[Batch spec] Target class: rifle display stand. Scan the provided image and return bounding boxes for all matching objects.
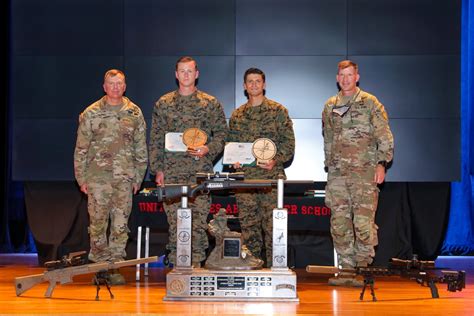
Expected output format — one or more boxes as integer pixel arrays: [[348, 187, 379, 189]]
[[163, 178, 299, 302]]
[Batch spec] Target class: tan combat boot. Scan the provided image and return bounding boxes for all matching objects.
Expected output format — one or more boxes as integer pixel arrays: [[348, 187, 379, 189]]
[[350, 261, 370, 287], [349, 275, 364, 287], [328, 263, 365, 288], [328, 271, 357, 286], [107, 269, 126, 285]]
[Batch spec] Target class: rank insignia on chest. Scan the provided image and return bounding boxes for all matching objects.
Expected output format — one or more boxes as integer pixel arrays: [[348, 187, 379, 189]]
[[332, 104, 351, 117]]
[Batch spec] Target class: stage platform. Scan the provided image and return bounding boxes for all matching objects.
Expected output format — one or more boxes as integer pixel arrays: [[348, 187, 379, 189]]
[[0, 254, 473, 315]]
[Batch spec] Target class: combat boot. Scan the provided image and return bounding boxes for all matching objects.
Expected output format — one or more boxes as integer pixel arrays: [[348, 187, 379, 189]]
[[349, 261, 371, 287], [349, 275, 364, 287], [107, 269, 126, 285], [328, 272, 356, 287]]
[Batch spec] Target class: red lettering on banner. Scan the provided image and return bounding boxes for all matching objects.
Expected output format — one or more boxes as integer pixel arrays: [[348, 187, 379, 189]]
[[322, 206, 331, 216], [314, 206, 320, 215], [301, 205, 307, 215], [137, 202, 165, 213], [300, 205, 331, 216], [208, 202, 330, 217], [210, 203, 222, 214], [139, 202, 158, 213], [210, 203, 239, 215], [226, 204, 238, 215], [285, 204, 298, 215]]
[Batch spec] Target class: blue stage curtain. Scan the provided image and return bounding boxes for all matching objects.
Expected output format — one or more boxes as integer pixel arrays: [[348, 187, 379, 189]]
[[442, 0, 474, 255]]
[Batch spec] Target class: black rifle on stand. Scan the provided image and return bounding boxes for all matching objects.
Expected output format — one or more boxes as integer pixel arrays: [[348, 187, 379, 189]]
[[306, 256, 466, 301], [153, 172, 278, 201]]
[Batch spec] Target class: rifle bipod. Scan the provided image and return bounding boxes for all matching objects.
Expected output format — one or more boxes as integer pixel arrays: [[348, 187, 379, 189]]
[[360, 276, 377, 301], [93, 271, 115, 300]]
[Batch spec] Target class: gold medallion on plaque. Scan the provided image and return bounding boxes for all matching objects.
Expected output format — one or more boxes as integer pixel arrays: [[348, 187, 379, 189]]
[[252, 138, 277, 166], [183, 128, 207, 160], [169, 278, 186, 295], [182, 128, 207, 149]]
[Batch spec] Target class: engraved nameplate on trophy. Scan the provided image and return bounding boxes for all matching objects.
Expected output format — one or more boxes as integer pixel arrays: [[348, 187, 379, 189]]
[[223, 238, 241, 258]]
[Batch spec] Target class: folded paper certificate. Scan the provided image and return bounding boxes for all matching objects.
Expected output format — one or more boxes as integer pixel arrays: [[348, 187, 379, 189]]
[[223, 142, 255, 166], [165, 132, 187, 152]]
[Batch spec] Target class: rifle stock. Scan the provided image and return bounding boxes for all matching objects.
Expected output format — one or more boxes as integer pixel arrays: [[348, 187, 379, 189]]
[[15, 273, 47, 296]]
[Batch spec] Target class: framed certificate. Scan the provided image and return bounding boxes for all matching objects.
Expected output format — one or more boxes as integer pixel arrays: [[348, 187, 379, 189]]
[[165, 132, 187, 152], [223, 142, 255, 166]]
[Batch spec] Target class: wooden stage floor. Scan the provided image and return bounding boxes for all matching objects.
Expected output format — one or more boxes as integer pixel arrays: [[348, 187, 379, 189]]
[[1, 254, 473, 315]]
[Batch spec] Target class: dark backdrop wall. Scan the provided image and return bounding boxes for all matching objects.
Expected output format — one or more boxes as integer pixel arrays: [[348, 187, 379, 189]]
[[10, 0, 460, 182], [2, 0, 463, 264]]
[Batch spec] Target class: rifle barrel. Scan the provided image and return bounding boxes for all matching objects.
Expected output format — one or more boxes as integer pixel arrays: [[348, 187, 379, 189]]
[[110, 256, 159, 268], [306, 265, 340, 274]]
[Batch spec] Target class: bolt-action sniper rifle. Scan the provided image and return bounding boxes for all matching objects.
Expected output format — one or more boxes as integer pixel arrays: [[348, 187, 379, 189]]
[[154, 172, 278, 201], [306, 256, 465, 301], [14, 251, 158, 299]]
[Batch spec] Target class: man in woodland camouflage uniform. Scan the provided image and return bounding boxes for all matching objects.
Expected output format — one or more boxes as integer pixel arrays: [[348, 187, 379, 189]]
[[149, 56, 227, 267], [322, 60, 394, 287], [228, 68, 295, 267], [74, 69, 148, 284]]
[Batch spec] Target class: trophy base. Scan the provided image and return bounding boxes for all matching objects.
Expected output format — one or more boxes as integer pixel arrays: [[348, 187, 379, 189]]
[[164, 267, 299, 302]]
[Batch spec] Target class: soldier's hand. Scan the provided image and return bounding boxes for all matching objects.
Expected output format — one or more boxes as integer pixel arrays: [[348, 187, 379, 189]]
[[155, 171, 165, 187], [80, 184, 88, 194], [259, 159, 276, 171], [374, 165, 386, 184], [132, 183, 140, 194], [233, 162, 242, 169], [187, 145, 209, 158]]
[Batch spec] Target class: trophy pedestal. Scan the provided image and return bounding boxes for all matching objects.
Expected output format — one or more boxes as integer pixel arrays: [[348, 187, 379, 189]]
[[164, 267, 299, 302], [164, 178, 298, 302]]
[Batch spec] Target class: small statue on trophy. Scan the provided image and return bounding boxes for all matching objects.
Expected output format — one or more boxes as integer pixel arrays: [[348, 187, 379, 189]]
[[205, 209, 263, 270]]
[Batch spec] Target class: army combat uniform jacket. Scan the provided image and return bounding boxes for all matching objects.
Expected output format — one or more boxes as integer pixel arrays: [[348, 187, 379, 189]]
[[322, 88, 394, 181], [149, 90, 227, 181], [74, 96, 148, 187], [228, 97, 295, 180]]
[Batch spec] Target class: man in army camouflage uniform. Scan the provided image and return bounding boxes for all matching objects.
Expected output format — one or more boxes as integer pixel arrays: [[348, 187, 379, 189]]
[[322, 60, 394, 287], [74, 69, 148, 284], [228, 68, 295, 267], [149, 56, 227, 267]]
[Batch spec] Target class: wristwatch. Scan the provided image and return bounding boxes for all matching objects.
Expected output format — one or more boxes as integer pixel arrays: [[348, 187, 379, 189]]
[[377, 160, 387, 169]]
